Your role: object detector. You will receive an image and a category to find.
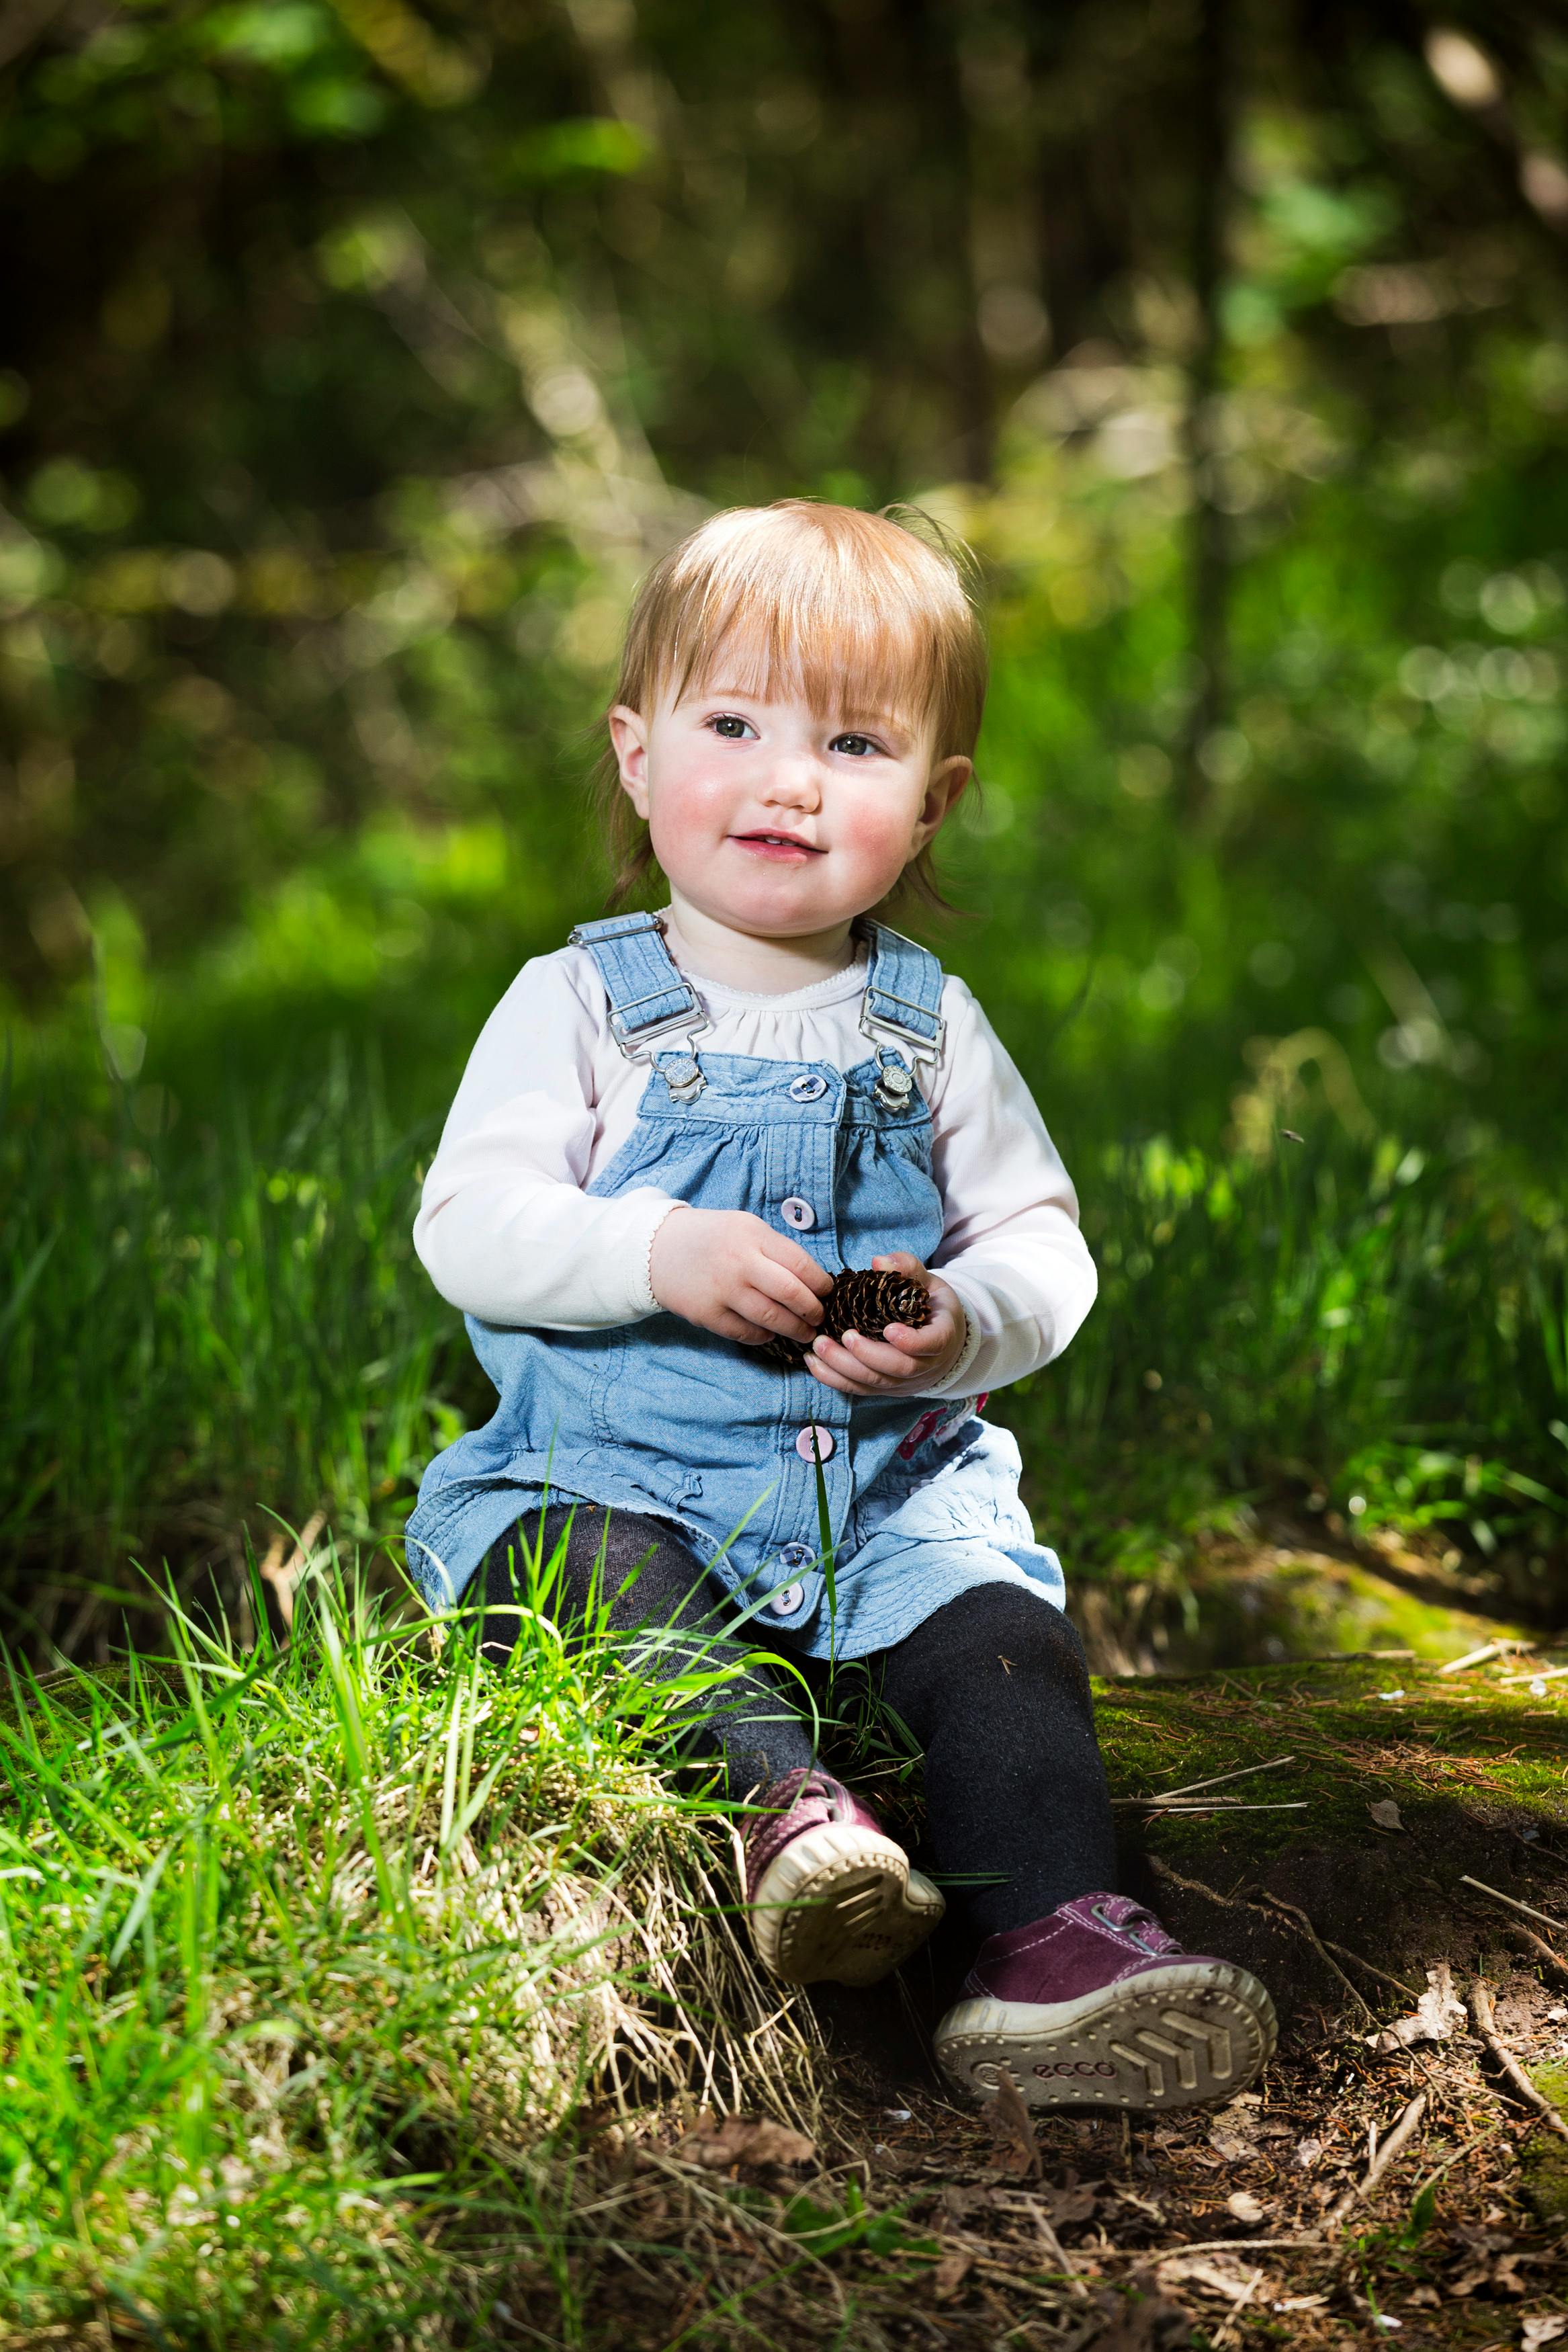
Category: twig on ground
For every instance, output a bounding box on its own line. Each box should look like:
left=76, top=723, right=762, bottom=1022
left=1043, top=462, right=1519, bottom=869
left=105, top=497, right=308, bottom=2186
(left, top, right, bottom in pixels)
left=1507, top=1924, right=1568, bottom=1984
left=1145, top=1856, right=1417, bottom=2002
left=1438, top=1640, right=1535, bottom=1675
left=1098, top=2101, right=1432, bottom=2267
left=1109, top=1797, right=1316, bottom=1816
left=1111, top=1799, right=1309, bottom=1814
left=1461, top=1875, right=1568, bottom=1941
left=1097, top=2236, right=1327, bottom=2261
left=1469, top=1980, right=1568, bottom=2142
left=966, top=2253, right=1079, bottom=2306
left=1211, top=2266, right=1268, bottom=2351
left=1256, top=1893, right=1378, bottom=2022
left=1408, top=2119, right=1508, bottom=2201
left=1499, top=1663, right=1568, bottom=1688
left=1149, top=1755, right=1297, bottom=1802
left=1328, top=1947, right=1422, bottom=2002
left=1020, top=2199, right=1091, bottom=2300
left=1324, top=2092, right=1428, bottom=2226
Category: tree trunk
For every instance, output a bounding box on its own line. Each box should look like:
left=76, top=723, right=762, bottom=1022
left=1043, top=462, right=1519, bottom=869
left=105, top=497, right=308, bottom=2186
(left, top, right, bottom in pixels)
left=1180, top=0, right=1234, bottom=820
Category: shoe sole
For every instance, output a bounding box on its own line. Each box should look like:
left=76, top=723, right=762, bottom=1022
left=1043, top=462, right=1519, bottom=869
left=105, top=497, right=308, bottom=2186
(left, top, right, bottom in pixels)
left=748, top=1822, right=945, bottom=1988
left=935, top=1959, right=1277, bottom=2111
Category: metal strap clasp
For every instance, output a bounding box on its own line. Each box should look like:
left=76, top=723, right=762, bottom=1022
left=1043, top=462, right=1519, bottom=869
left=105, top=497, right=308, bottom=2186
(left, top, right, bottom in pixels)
left=568, top=915, right=711, bottom=1097
left=857, top=921, right=947, bottom=1093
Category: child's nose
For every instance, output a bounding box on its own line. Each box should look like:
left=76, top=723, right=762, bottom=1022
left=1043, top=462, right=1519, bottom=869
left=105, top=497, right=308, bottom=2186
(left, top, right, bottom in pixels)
left=761, top=751, right=822, bottom=808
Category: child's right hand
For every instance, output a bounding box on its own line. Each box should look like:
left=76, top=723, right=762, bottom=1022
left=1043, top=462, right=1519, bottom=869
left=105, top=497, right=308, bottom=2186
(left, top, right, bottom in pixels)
left=650, top=1208, right=832, bottom=1348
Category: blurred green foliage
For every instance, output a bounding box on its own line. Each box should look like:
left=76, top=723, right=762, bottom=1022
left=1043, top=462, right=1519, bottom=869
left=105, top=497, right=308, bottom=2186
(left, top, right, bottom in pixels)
left=1, top=0, right=1566, bottom=1646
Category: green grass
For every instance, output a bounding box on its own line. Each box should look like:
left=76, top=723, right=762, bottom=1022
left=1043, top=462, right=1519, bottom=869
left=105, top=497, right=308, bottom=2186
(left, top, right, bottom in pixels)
left=7, top=362, right=1568, bottom=1652
left=4, top=1039, right=1563, bottom=1663
left=0, top=1048, right=447, bottom=1640
left=9, top=1573, right=1568, bottom=2345
left=0, top=1536, right=818, bottom=2345
left=1001, top=1128, right=1568, bottom=1635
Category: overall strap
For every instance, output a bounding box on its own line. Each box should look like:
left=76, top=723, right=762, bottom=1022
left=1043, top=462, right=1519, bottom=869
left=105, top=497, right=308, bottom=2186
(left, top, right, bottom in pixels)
left=859, top=921, right=947, bottom=1064
left=568, top=912, right=710, bottom=1099
left=858, top=920, right=946, bottom=1111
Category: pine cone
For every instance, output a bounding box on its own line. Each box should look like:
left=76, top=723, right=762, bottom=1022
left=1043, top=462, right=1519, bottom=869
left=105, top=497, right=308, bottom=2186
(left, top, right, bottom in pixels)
left=760, top=1267, right=932, bottom=1368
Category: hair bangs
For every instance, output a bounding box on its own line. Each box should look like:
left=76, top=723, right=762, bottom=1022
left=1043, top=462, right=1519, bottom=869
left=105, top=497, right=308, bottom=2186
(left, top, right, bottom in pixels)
left=653, top=511, right=973, bottom=749
left=594, top=498, right=988, bottom=912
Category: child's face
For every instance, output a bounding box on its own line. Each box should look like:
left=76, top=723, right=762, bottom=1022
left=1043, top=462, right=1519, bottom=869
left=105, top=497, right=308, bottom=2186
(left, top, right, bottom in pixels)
left=609, top=681, right=971, bottom=941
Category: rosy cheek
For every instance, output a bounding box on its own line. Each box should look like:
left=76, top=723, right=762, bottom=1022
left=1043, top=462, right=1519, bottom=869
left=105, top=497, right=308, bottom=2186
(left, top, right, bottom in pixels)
left=834, top=788, right=916, bottom=870
left=647, top=764, right=734, bottom=845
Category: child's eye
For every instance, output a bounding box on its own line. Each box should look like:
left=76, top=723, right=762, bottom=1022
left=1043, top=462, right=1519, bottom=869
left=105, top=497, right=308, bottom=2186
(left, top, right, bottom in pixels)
left=709, top=714, right=754, bottom=740
left=830, top=732, right=881, bottom=758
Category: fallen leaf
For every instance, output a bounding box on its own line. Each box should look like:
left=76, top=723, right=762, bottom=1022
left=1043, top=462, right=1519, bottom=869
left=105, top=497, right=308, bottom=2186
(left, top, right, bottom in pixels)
left=1075, top=2286, right=1195, bottom=2351
left=1523, top=2318, right=1568, bottom=2350
left=986, top=2068, right=1042, bottom=2179
left=932, top=2249, right=973, bottom=2301
left=1044, top=2179, right=1099, bottom=2226
left=1376, top=1961, right=1467, bottom=2052
left=1227, top=2190, right=1267, bottom=2226
left=1447, top=2261, right=1491, bottom=2300
left=1368, top=1797, right=1405, bottom=1831
left=1293, top=2136, right=1324, bottom=2170
left=1208, top=2128, right=1257, bottom=2162
left=1156, top=2253, right=1258, bottom=2304
left=1454, top=2224, right=1515, bottom=2255
left=1403, top=2285, right=1440, bottom=2308
left=677, top=2112, right=815, bottom=2170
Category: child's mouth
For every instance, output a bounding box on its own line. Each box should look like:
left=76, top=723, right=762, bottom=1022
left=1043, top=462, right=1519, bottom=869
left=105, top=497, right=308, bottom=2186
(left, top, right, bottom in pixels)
left=732, top=831, right=824, bottom=861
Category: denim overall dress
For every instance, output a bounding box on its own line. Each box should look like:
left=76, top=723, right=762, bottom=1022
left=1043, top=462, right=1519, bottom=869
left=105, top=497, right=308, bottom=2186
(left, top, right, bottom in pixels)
left=404, top=913, right=1065, bottom=1659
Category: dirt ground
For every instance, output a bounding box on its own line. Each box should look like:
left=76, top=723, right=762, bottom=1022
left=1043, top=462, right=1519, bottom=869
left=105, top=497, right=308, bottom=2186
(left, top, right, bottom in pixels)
left=510, top=1653, right=1568, bottom=2350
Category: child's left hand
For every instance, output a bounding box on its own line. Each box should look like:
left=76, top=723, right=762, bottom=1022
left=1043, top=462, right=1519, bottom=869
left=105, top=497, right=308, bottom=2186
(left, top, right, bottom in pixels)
left=805, top=1251, right=969, bottom=1398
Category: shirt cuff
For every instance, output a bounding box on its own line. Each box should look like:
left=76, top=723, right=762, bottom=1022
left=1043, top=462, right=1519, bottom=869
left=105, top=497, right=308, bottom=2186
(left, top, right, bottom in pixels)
left=636, top=1196, right=690, bottom=1316
left=918, top=1288, right=984, bottom=1398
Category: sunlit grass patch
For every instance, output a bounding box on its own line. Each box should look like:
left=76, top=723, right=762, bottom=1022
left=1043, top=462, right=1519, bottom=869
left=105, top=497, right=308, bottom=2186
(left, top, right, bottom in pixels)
left=1002, top=1128, right=1568, bottom=1652
left=0, top=1046, right=455, bottom=1638
left=5, top=1036, right=1564, bottom=1674
left=0, top=1541, right=816, bottom=2345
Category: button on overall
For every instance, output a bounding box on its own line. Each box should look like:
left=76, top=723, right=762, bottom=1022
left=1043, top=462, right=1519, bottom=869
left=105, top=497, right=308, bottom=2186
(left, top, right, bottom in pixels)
left=795, top=1423, right=835, bottom=1462
left=769, top=1584, right=808, bottom=1618
left=780, top=1195, right=815, bottom=1231
left=789, top=1074, right=828, bottom=1103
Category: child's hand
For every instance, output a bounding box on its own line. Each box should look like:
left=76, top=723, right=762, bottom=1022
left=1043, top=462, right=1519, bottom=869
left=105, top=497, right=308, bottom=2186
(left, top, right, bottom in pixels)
left=806, top=1252, right=968, bottom=1398
left=650, top=1208, right=833, bottom=1347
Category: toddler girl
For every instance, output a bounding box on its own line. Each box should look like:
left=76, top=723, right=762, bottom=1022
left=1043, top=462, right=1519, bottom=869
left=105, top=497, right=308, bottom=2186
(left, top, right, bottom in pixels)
left=404, top=501, right=1274, bottom=2112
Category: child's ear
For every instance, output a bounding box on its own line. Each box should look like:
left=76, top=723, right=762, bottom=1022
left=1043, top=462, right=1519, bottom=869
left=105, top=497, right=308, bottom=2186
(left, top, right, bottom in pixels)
left=912, top=754, right=972, bottom=849
left=609, top=704, right=651, bottom=818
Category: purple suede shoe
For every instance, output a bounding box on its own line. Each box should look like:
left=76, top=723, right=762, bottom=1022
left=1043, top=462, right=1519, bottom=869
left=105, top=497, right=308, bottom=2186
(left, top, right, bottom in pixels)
left=935, top=1892, right=1276, bottom=2112
left=740, top=1768, right=945, bottom=1988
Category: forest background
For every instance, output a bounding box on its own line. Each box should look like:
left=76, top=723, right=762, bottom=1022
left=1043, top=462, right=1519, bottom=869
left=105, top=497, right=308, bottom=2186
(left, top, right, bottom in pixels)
left=3, top=0, right=1567, bottom=1671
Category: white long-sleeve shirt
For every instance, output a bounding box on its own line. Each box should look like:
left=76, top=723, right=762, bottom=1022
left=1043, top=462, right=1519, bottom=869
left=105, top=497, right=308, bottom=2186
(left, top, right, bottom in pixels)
left=414, top=934, right=1096, bottom=1398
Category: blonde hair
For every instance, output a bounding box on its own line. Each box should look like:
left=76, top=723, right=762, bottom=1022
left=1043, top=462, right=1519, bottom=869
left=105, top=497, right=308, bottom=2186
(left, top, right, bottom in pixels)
left=594, top=499, right=988, bottom=913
